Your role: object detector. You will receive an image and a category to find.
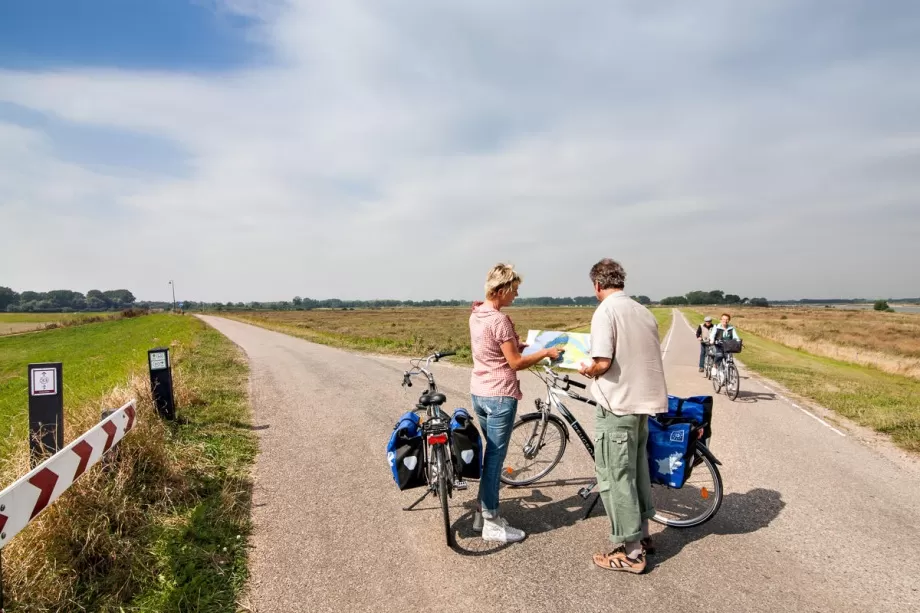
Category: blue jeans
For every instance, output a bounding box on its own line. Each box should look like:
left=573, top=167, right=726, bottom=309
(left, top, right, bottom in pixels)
left=471, top=394, right=518, bottom=517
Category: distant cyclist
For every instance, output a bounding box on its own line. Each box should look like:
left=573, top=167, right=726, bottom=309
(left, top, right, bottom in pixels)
left=695, top=316, right=714, bottom=372
left=709, top=313, right=740, bottom=368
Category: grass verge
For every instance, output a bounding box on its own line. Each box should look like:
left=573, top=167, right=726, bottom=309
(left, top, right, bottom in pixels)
left=683, top=309, right=920, bottom=453
left=0, top=314, right=255, bottom=611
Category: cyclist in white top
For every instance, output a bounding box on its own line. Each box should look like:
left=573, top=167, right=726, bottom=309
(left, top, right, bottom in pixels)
left=709, top=313, right=740, bottom=368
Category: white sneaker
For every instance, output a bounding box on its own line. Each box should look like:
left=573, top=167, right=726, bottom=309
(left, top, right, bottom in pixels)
left=473, top=511, right=483, bottom=532
left=481, top=516, right=526, bottom=543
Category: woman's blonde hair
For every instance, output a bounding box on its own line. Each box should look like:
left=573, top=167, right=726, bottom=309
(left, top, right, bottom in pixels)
left=484, top=263, right=522, bottom=299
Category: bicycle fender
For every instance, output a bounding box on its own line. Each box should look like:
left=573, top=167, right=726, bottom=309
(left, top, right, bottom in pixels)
left=695, top=441, right=722, bottom=465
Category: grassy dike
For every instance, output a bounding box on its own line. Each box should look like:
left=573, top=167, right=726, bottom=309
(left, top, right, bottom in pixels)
left=683, top=309, right=920, bottom=453
left=0, top=314, right=256, bottom=611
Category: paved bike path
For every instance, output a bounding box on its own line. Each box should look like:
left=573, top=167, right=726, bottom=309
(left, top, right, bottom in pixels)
left=199, top=313, right=920, bottom=613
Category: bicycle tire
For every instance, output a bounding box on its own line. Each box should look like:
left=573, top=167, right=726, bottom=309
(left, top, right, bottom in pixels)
left=727, top=363, right=740, bottom=401
left=703, top=353, right=713, bottom=379
left=651, top=445, right=723, bottom=528
left=434, top=445, right=452, bottom=546
left=500, top=413, right=568, bottom=486
left=712, top=363, right=723, bottom=392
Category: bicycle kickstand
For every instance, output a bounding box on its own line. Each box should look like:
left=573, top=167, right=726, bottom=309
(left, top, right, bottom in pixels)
left=403, top=485, right=434, bottom=511
left=583, top=493, right=601, bottom=520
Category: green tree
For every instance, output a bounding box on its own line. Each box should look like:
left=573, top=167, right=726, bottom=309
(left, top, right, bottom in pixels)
left=103, top=289, right=136, bottom=307
left=661, top=295, right=689, bottom=305
left=873, top=300, right=890, bottom=311
left=0, top=286, right=19, bottom=311
left=724, top=294, right=741, bottom=304
left=749, top=297, right=770, bottom=307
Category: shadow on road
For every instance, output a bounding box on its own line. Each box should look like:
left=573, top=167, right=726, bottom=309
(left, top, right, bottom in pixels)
left=648, top=487, right=786, bottom=569
left=447, top=482, right=784, bottom=564
left=731, top=390, right=778, bottom=403
left=449, top=478, right=605, bottom=556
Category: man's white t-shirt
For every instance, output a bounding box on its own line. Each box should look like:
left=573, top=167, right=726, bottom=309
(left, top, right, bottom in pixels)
left=588, top=292, right=668, bottom=416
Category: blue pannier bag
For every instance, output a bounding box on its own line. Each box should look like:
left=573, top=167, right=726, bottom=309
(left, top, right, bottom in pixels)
left=386, top=411, right=426, bottom=490
left=664, top=395, right=713, bottom=446
left=449, top=408, right=482, bottom=480
left=647, top=418, right=696, bottom=488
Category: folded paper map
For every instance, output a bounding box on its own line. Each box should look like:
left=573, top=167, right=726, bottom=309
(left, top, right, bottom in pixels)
left=522, top=330, right=592, bottom=370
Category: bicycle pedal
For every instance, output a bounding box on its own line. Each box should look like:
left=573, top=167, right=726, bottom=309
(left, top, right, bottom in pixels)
left=453, top=480, right=468, bottom=490
left=577, top=486, right=595, bottom=499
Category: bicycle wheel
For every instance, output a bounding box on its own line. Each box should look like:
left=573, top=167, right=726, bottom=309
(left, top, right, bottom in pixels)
left=500, top=413, right=567, bottom=486
left=712, top=363, right=723, bottom=393
left=726, top=363, right=740, bottom=400
left=434, top=445, right=452, bottom=546
left=703, top=353, right=713, bottom=379
left=651, top=446, right=723, bottom=528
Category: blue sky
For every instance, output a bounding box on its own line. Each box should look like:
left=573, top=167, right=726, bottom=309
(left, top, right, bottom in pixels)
left=0, top=0, right=260, bottom=70
left=0, top=1, right=918, bottom=302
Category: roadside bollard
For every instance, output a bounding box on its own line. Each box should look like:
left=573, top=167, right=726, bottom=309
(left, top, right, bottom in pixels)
left=27, top=362, right=64, bottom=468
left=148, top=348, right=176, bottom=420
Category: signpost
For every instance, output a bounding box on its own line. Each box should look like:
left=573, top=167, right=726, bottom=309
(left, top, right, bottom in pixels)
left=148, top=348, right=175, bottom=420
left=27, top=363, right=64, bottom=467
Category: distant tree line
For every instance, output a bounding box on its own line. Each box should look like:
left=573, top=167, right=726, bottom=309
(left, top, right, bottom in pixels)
left=0, top=287, right=136, bottom=312
left=180, top=294, right=655, bottom=311
left=658, top=290, right=770, bottom=308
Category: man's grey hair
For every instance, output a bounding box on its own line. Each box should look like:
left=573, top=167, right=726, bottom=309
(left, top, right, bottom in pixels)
left=589, top=258, right=627, bottom=290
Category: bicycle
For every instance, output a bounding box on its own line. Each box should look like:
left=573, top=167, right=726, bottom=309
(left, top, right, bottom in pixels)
left=710, top=339, right=741, bottom=401
left=399, top=350, right=461, bottom=546
left=500, top=363, right=724, bottom=527
left=702, top=343, right=715, bottom=380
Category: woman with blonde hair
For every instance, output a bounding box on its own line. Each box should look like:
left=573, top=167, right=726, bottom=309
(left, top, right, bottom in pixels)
left=469, top=263, right=563, bottom=543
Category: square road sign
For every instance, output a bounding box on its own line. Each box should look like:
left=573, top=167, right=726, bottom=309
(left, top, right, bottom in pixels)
left=31, top=368, right=57, bottom=396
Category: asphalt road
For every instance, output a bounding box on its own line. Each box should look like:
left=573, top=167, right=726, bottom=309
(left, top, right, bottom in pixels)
left=199, top=312, right=920, bottom=613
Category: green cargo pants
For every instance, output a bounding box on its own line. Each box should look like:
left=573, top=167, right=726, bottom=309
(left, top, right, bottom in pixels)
left=594, top=407, right=656, bottom=544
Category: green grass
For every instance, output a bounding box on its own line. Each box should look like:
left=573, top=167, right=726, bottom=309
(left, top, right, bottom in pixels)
left=127, top=319, right=256, bottom=612
left=0, top=314, right=256, bottom=611
left=0, top=315, right=191, bottom=459
left=0, top=315, right=193, bottom=460
left=683, top=309, right=920, bottom=452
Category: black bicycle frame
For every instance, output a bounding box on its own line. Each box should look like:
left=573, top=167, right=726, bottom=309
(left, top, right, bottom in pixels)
left=552, top=397, right=595, bottom=459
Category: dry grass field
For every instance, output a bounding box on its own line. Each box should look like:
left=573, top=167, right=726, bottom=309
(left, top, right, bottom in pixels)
left=225, top=306, right=674, bottom=361
left=0, top=312, right=117, bottom=336
left=685, top=308, right=920, bottom=452
left=710, top=306, right=920, bottom=379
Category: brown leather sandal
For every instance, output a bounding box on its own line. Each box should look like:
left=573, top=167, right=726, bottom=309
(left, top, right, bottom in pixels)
left=592, top=546, right=647, bottom=574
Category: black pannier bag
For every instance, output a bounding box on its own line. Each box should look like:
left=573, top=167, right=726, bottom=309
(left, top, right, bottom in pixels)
left=386, top=411, right=426, bottom=490
left=449, top=408, right=482, bottom=480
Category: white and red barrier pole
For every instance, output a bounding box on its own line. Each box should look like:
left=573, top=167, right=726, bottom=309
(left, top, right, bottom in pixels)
left=0, top=398, right=136, bottom=611
left=0, top=399, right=137, bottom=550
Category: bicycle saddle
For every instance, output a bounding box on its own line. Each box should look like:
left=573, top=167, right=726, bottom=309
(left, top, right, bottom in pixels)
left=419, top=393, right=447, bottom=406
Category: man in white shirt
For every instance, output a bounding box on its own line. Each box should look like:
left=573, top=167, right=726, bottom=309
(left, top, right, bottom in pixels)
left=578, top=258, right=668, bottom=574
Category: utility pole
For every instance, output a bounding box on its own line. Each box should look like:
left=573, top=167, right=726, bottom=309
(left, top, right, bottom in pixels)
left=169, top=280, right=176, bottom=312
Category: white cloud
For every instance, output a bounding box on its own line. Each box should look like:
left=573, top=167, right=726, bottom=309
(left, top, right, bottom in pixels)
left=1, top=0, right=918, bottom=302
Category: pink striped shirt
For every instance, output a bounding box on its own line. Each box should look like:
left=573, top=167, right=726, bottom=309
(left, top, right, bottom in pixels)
left=469, top=302, right=523, bottom=399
